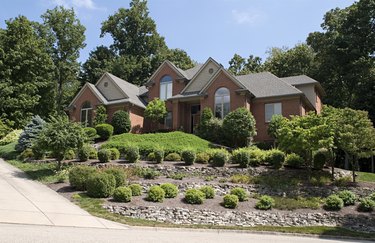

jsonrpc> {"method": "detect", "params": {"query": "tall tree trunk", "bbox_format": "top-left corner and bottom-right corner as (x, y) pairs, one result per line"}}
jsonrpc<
(371, 155), (374, 173)
(352, 155), (357, 183)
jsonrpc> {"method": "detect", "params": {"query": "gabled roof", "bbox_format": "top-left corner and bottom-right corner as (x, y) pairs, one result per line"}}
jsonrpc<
(236, 72), (302, 98)
(183, 64), (204, 80)
(281, 75), (326, 96)
(68, 82), (107, 108)
(200, 67), (246, 94)
(146, 60), (187, 86)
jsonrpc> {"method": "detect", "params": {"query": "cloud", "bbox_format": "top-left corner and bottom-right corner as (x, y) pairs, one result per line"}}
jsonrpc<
(51, 0), (102, 10)
(231, 9), (265, 25)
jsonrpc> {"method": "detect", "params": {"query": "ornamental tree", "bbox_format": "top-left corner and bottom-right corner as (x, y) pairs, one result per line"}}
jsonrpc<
(144, 98), (167, 131)
(16, 115), (46, 152)
(94, 105), (108, 126)
(111, 110), (131, 134)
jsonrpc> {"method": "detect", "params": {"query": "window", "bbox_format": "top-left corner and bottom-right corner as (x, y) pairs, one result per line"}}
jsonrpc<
(265, 103), (282, 122)
(160, 75), (173, 101)
(215, 87), (230, 119)
(165, 112), (173, 129)
(80, 101), (93, 126)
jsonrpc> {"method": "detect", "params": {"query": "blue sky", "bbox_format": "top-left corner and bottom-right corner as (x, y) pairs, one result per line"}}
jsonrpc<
(0, 0), (356, 67)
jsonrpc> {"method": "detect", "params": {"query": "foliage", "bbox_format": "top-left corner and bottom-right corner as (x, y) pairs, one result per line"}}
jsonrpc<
(95, 124), (114, 141)
(228, 54), (263, 75)
(0, 130), (22, 146)
(64, 149), (75, 160)
(144, 99), (167, 128)
(139, 168), (160, 179)
(222, 108), (257, 147)
(168, 172), (187, 180)
(125, 145), (140, 163)
(337, 190), (356, 206)
(313, 148), (328, 170)
(104, 167), (126, 187)
(129, 184), (142, 196)
(285, 153), (305, 168)
(357, 172), (375, 183)
(154, 149), (164, 164)
(69, 166), (96, 190)
(267, 115), (288, 140)
(98, 149), (111, 163)
(164, 48), (195, 70)
(230, 187), (248, 202)
(256, 195), (275, 210)
(223, 194), (239, 209)
(273, 196), (322, 210)
(211, 150), (230, 167)
(83, 127), (97, 142)
(229, 174), (252, 184)
(199, 186), (215, 199)
(16, 116), (45, 152)
(164, 152), (181, 161)
(248, 147), (267, 166)
(184, 189), (205, 204)
(147, 185), (165, 202)
(181, 149), (196, 165)
(324, 195), (344, 211)
(0, 120), (10, 139)
(232, 148), (251, 168)
(86, 172), (116, 198)
(108, 148), (120, 160)
(195, 152), (210, 164)
(332, 176), (352, 187)
(93, 105), (108, 127)
(113, 186), (132, 202)
(265, 149), (285, 169)
(370, 193), (375, 201)
(19, 148), (34, 161)
(111, 110), (131, 134)
(357, 198), (375, 212)
(160, 183), (179, 198)
(77, 144), (91, 162)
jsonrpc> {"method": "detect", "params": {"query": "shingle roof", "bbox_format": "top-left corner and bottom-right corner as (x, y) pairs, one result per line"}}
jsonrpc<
(183, 64), (204, 80)
(87, 83), (107, 103)
(236, 72), (302, 98)
(281, 75), (318, 86)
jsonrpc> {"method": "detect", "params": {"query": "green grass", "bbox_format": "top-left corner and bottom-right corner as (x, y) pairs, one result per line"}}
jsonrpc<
(6, 160), (70, 184)
(272, 196), (322, 210)
(0, 141), (19, 160)
(102, 131), (212, 155)
(73, 193), (375, 240)
(229, 174), (253, 184)
(357, 171), (375, 183)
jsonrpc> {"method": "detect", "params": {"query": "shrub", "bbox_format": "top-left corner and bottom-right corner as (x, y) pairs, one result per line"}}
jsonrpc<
(147, 152), (155, 161)
(184, 189), (205, 204)
(89, 148), (98, 159)
(19, 148), (34, 161)
(337, 190), (356, 206)
(267, 115), (288, 140)
(313, 148), (328, 170)
(181, 149), (196, 165)
(0, 130), (22, 146)
(16, 115), (45, 151)
(265, 149), (285, 169)
(211, 150), (230, 167)
(140, 168), (160, 179)
(154, 149), (164, 164)
(95, 124), (114, 141)
(230, 187), (248, 202)
(195, 152), (210, 164)
(104, 167), (126, 187)
(126, 145), (140, 163)
(256, 195), (275, 210)
(129, 184), (142, 196)
(357, 198), (375, 212)
(248, 148), (266, 166)
(324, 195), (344, 211)
(0, 120), (10, 139)
(86, 172), (116, 198)
(195, 107), (214, 141)
(164, 153), (181, 161)
(68, 166), (96, 190)
(160, 183), (179, 198)
(64, 149), (76, 160)
(222, 107), (256, 147)
(83, 127), (97, 142)
(108, 148), (120, 160)
(229, 174), (252, 184)
(223, 194), (239, 209)
(199, 186), (215, 199)
(333, 176), (352, 187)
(370, 193), (375, 201)
(98, 149), (111, 163)
(94, 105), (108, 126)
(111, 110), (131, 134)
(77, 144), (91, 162)
(232, 148), (251, 168)
(168, 172), (186, 180)
(113, 186), (132, 202)
(144, 99), (167, 132)
(285, 153), (304, 168)
(147, 185), (165, 202)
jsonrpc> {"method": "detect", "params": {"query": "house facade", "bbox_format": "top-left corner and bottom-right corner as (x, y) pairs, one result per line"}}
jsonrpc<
(68, 57), (324, 142)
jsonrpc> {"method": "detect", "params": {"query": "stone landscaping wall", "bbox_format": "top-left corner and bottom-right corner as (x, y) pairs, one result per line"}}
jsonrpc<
(104, 205), (375, 232)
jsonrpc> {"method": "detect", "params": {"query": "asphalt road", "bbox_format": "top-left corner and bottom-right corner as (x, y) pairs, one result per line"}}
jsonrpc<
(0, 223), (372, 243)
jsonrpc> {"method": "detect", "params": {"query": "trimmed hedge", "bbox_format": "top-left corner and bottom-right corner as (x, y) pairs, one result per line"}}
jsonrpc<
(211, 150), (230, 167)
(232, 148), (251, 168)
(126, 145), (140, 163)
(185, 189), (205, 204)
(68, 166), (96, 190)
(86, 172), (116, 198)
(111, 110), (131, 135)
(223, 194), (239, 209)
(265, 149), (285, 169)
(98, 149), (111, 163)
(113, 186), (132, 202)
(95, 124), (114, 141)
(104, 167), (126, 187)
(230, 187), (248, 202)
(357, 198), (375, 212)
(108, 148), (120, 160)
(199, 186), (215, 199)
(164, 152), (181, 161)
(147, 185), (165, 202)
(324, 195), (344, 211)
(337, 190), (356, 206)
(285, 153), (304, 168)
(83, 127), (97, 142)
(256, 195), (275, 210)
(195, 152), (210, 164)
(160, 183), (179, 198)
(129, 184), (142, 196)
(78, 144), (91, 162)
(154, 149), (164, 164)
(181, 149), (196, 165)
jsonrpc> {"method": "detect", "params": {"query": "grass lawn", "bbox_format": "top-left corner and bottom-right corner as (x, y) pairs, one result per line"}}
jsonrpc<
(272, 196), (322, 210)
(357, 171), (375, 183)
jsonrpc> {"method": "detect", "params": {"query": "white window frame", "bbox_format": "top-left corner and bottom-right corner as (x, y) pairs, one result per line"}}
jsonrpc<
(80, 101), (92, 126)
(265, 103), (282, 122)
(215, 87), (230, 119)
(160, 76), (173, 101)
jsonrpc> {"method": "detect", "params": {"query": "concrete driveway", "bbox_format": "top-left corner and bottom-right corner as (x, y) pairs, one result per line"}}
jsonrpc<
(0, 159), (126, 229)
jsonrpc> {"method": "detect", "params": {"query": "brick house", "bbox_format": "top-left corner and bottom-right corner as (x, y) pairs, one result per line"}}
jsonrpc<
(68, 57), (324, 141)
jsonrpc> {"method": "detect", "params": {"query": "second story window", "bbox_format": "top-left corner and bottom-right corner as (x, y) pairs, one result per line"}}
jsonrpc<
(215, 87), (230, 119)
(160, 75), (173, 101)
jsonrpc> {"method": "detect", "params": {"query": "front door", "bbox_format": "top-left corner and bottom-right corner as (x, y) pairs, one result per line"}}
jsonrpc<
(190, 104), (201, 133)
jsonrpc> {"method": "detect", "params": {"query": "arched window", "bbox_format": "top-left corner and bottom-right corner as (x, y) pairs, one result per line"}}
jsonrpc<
(215, 87), (230, 119)
(160, 75), (173, 101)
(80, 101), (93, 126)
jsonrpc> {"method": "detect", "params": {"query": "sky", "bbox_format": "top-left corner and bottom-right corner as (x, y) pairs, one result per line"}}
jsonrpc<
(0, 0), (357, 67)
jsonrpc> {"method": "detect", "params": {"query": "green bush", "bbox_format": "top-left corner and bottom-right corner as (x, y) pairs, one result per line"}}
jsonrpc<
(19, 148), (34, 161)
(324, 195), (344, 211)
(184, 189), (205, 204)
(64, 149), (76, 160)
(95, 124), (114, 141)
(0, 130), (22, 146)
(256, 195), (275, 210)
(211, 150), (230, 167)
(16, 115), (45, 151)
(0, 120), (10, 139)
(94, 105), (108, 126)
(337, 190), (356, 206)
(104, 167), (126, 187)
(229, 174), (252, 184)
(89, 147), (98, 159)
(147, 152), (155, 161)
(199, 186), (215, 199)
(164, 153), (181, 161)
(129, 184), (142, 196)
(111, 110), (131, 134)
(108, 148), (120, 160)
(181, 149), (196, 165)
(285, 153), (304, 168)
(98, 149), (111, 163)
(248, 148), (266, 166)
(230, 187), (248, 202)
(265, 149), (285, 169)
(223, 194), (239, 209)
(313, 148), (328, 170)
(232, 148), (251, 168)
(77, 144), (91, 162)
(154, 149), (164, 164)
(126, 145), (140, 163)
(370, 193), (375, 201)
(147, 185), (165, 202)
(86, 172), (116, 198)
(83, 127), (97, 142)
(357, 198), (375, 212)
(113, 186), (132, 202)
(195, 152), (210, 164)
(195, 108), (223, 143)
(160, 183), (179, 198)
(140, 168), (160, 179)
(68, 166), (96, 190)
